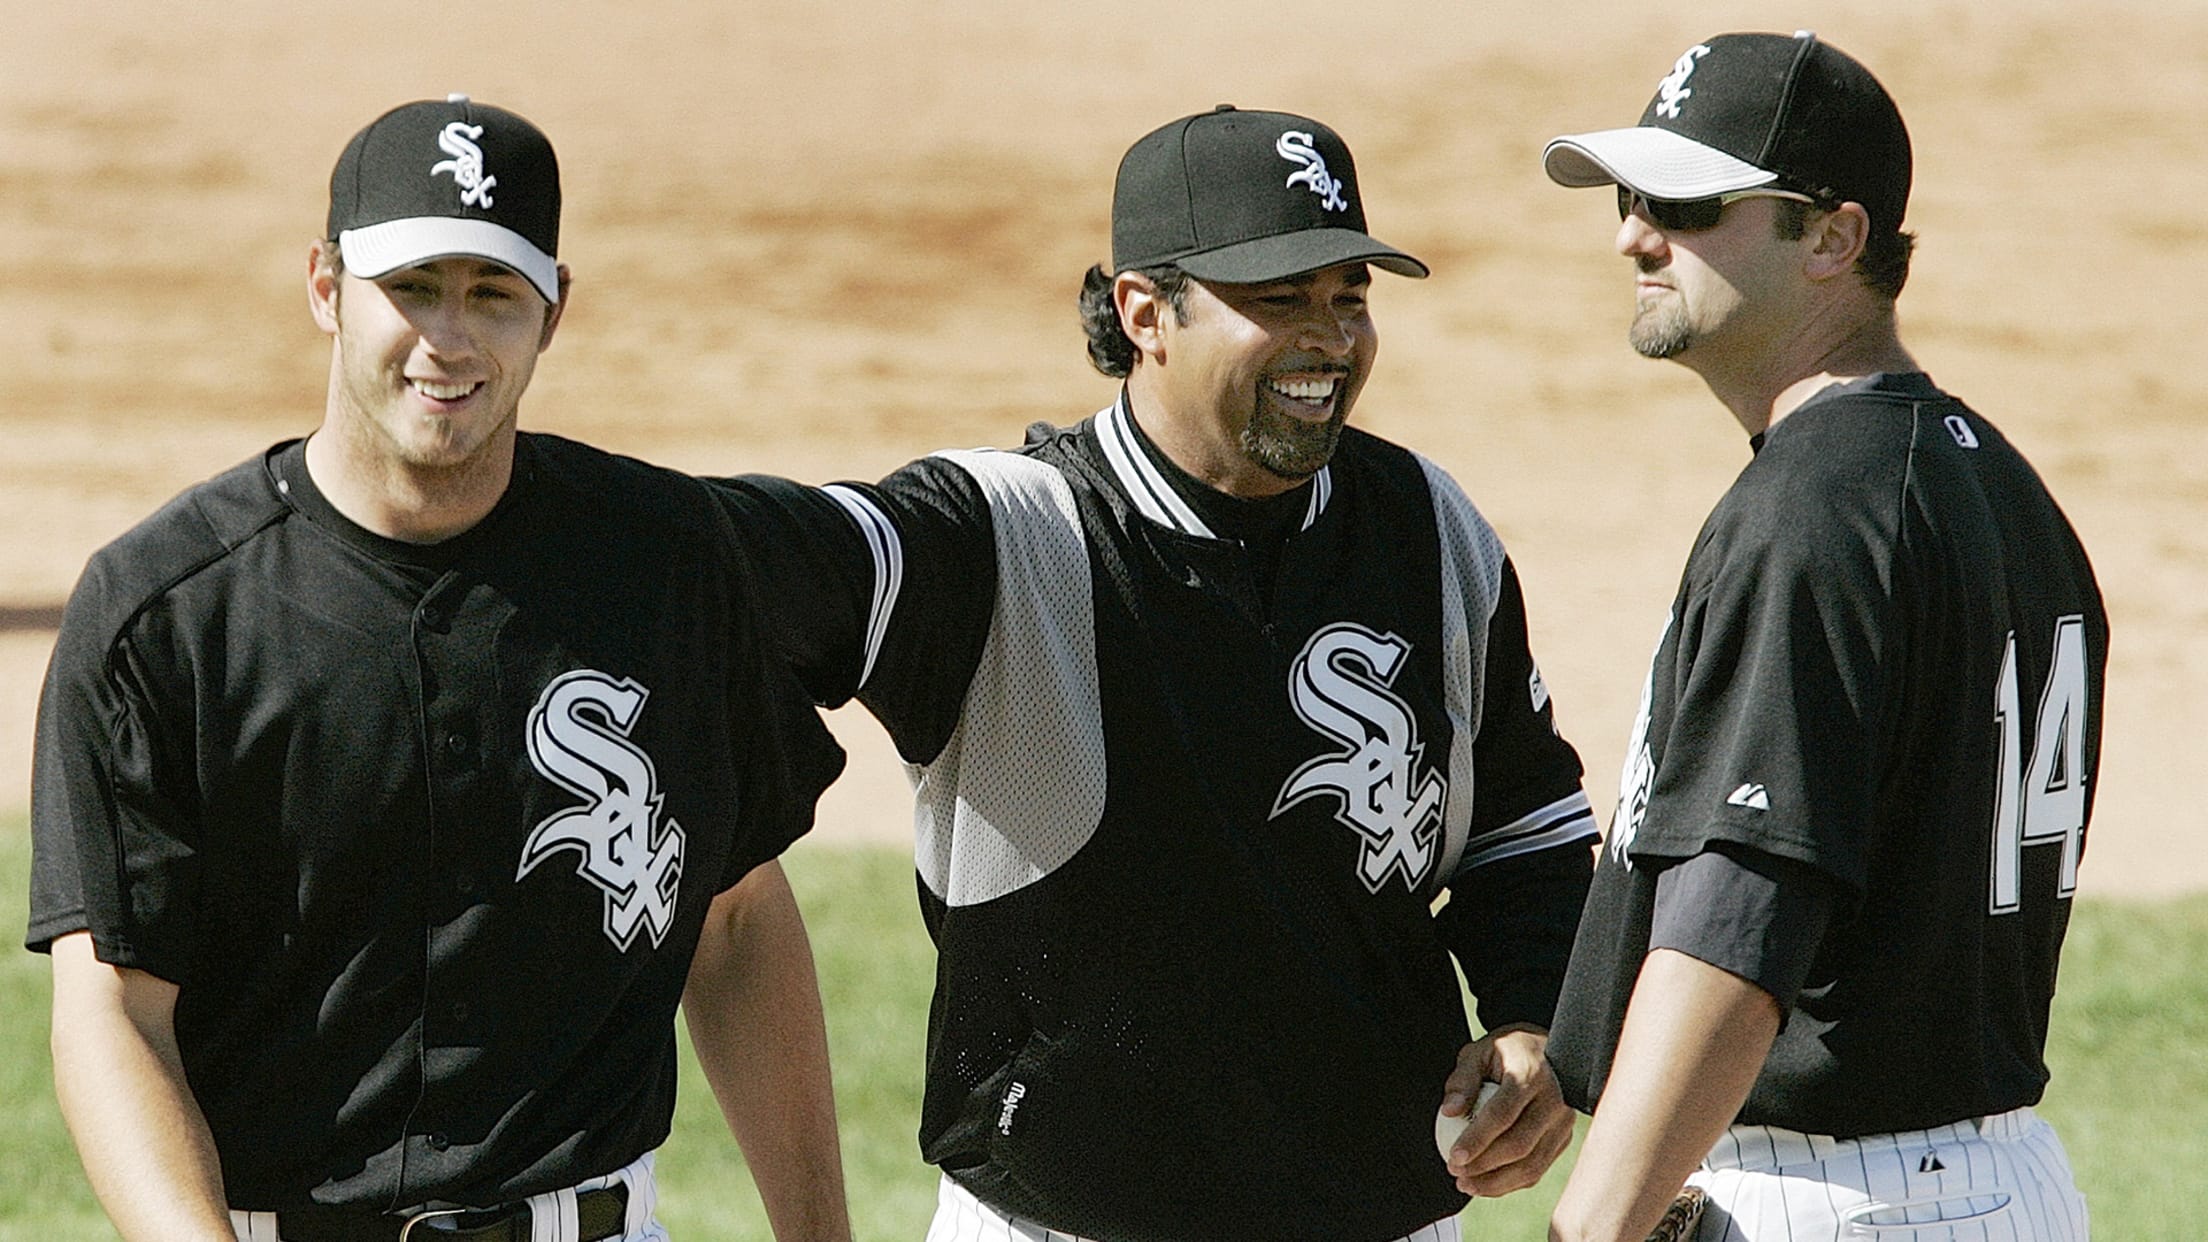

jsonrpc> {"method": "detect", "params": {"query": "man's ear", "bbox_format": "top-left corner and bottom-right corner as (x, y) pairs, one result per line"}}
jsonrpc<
(1806, 202), (1871, 283)
(1114, 270), (1171, 365)
(538, 264), (573, 351)
(307, 239), (342, 335)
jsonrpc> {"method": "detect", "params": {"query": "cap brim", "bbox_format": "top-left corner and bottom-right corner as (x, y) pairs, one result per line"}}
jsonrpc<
(1172, 227), (1428, 283)
(338, 217), (561, 303)
(1543, 127), (1778, 200)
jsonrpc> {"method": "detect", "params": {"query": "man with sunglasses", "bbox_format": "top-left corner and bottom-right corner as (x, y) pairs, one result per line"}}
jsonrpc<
(1536, 32), (2104, 1241)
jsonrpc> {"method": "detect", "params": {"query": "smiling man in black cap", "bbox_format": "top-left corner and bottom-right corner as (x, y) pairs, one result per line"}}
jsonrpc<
(30, 95), (853, 1241)
(719, 104), (1599, 1240)
(1538, 33), (2103, 1242)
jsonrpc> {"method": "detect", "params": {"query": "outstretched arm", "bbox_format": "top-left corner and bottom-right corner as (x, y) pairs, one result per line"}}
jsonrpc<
(1547, 948), (1780, 1242)
(48, 931), (235, 1241)
(683, 861), (853, 1242)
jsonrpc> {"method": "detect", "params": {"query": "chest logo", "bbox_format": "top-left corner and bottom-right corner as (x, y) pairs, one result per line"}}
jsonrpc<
(1272, 623), (1447, 893)
(1653, 44), (1711, 120)
(1276, 131), (1350, 212)
(522, 670), (686, 950)
(431, 121), (498, 208)
(1610, 613), (1672, 868)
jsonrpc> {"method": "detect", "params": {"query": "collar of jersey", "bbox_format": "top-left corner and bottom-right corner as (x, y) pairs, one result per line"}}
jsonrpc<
(1093, 392), (1331, 539)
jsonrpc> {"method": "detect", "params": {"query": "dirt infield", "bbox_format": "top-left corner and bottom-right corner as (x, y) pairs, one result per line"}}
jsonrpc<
(4, 1), (2202, 896)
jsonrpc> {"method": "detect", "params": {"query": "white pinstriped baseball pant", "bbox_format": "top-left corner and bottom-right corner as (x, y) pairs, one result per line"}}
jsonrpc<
(228, 1150), (670, 1242)
(1690, 1107), (2089, 1240)
(922, 1172), (1463, 1242)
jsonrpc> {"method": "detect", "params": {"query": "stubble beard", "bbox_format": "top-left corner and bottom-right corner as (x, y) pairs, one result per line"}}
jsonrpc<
(1629, 299), (1695, 360)
(1241, 386), (1352, 482)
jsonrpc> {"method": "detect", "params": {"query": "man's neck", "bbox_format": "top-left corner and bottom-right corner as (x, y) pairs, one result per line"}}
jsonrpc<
(1688, 308), (1917, 437)
(302, 422), (515, 545)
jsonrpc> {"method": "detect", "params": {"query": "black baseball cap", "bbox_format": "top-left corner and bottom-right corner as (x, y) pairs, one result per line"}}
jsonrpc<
(1112, 105), (1427, 283)
(327, 94), (562, 303)
(1543, 32), (1911, 233)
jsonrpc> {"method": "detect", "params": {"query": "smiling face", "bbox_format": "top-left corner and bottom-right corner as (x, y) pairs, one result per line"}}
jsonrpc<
(1125, 262), (1376, 497)
(311, 245), (565, 476)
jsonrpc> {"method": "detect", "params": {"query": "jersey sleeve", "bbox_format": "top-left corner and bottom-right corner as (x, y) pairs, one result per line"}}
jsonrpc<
(1631, 475), (1899, 890)
(26, 572), (203, 981)
(714, 459), (999, 768)
(1438, 557), (1598, 1032)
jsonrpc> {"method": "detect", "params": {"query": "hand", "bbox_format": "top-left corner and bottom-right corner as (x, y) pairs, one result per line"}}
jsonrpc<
(1437, 1023), (1576, 1197)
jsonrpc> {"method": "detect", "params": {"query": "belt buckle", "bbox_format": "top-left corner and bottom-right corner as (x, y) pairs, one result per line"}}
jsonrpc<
(396, 1207), (471, 1241)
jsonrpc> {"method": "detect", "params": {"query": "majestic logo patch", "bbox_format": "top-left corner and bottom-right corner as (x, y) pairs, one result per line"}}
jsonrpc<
(1727, 782), (1771, 811)
(522, 670), (686, 950)
(1276, 131), (1350, 212)
(1654, 44), (1712, 120)
(431, 121), (497, 208)
(1273, 623), (1447, 892)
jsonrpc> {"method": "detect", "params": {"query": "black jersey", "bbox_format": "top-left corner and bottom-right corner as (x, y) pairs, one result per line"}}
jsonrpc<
(1548, 373), (2107, 1139)
(722, 395), (1596, 1242)
(27, 435), (843, 1210)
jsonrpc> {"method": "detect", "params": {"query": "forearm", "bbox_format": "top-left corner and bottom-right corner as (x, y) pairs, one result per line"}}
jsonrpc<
(1548, 948), (1779, 1242)
(683, 862), (852, 1242)
(48, 933), (235, 1242)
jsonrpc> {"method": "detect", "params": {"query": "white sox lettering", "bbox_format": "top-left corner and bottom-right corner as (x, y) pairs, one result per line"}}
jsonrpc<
(522, 670), (686, 950)
(1654, 45), (1712, 120)
(1276, 131), (1350, 212)
(1610, 614), (1671, 867)
(431, 121), (497, 208)
(1273, 623), (1446, 893)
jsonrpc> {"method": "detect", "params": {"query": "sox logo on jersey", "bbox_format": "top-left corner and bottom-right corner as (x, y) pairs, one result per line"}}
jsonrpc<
(522, 669), (686, 950)
(1273, 623), (1446, 893)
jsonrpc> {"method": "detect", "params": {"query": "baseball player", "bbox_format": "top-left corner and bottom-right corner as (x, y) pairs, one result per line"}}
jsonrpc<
(1535, 33), (2104, 1241)
(27, 96), (852, 1241)
(716, 106), (1599, 1241)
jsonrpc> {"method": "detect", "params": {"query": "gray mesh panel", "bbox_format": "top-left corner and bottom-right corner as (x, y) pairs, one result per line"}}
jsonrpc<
(1416, 454), (1506, 893)
(913, 450), (1107, 906)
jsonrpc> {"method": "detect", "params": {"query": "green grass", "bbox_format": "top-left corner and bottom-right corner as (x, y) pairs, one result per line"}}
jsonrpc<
(4, 821), (2204, 1239)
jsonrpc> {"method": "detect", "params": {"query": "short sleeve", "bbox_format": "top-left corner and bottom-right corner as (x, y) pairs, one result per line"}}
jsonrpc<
(1631, 483), (1900, 890)
(26, 586), (203, 981)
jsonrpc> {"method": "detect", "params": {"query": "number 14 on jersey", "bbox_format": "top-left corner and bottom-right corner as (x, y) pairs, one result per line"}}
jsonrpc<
(1990, 616), (2089, 914)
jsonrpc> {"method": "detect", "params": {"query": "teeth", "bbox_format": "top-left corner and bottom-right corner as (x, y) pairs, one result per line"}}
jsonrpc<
(1268, 376), (1339, 402)
(415, 380), (476, 400)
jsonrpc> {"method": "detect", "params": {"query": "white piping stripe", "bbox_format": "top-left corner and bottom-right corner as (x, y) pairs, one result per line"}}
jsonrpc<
(1457, 790), (1598, 871)
(1302, 465), (1333, 530)
(1096, 399), (1214, 537)
(821, 484), (902, 693)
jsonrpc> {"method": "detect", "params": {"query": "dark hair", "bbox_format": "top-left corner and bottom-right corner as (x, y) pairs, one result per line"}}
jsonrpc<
(1775, 200), (1915, 300)
(1079, 263), (1193, 378)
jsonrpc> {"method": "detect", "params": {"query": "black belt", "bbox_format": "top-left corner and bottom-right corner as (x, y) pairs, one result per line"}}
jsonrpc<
(273, 1183), (628, 1242)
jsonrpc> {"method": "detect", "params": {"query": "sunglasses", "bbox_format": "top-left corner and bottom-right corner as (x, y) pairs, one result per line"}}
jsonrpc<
(1616, 185), (1818, 232)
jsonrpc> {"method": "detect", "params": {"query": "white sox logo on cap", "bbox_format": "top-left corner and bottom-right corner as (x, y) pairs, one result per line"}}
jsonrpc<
(1654, 44), (1711, 119)
(431, 121), (498, 208)
(1273, 623), (1447, 893)
(1276, 130), (1350, 212)
(521, 669), (687, 951)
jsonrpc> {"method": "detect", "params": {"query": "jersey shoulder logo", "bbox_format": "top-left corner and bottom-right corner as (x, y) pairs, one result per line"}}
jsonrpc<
(521, 669), (686, 951)
(1276, 131), (1351, 213)
(1653, 44), (1712, 120)
(1272, 622), (1447, 893)
(430, 121), (498, 208)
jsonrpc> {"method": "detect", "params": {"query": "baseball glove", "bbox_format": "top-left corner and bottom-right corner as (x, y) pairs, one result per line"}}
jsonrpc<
(1642, 1185), (1707, 1242)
